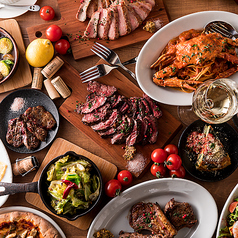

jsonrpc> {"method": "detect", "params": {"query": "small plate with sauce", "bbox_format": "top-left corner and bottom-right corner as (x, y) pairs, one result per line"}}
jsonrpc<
(178, 120), (238, 181)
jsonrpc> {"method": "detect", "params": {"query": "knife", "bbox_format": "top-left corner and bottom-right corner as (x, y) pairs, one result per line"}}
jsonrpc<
(0, 4), (40, 11)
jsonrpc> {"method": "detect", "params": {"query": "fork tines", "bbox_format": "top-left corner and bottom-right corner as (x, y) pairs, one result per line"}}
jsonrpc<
(208, 23), (233, 38)
(79, 65), (100, 83)
(91, 42), (111, 60)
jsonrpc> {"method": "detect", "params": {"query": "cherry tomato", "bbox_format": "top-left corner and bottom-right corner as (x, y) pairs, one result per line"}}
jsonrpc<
(117, 170), (133, 186)
(105, 179), (122, 197)
(40, 6), (55, 21)
(165, 154), (182, 170)
(164, 144), (178, 155)
(229, 201), (238, 213)
(55, 39), (71, 55)
(46, 25), (62, 42)
(169, 165), (186, 178)
(150, 163), (167, 178)
(151, 148), (167, 164)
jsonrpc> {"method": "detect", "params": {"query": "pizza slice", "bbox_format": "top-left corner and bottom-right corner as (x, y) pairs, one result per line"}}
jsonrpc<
(0, 211), (62, 238)
(195, 124), (231, 172)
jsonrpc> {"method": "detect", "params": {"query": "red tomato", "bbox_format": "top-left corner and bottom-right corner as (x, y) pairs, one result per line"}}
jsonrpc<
(165, 154), (182, 170)
(46, 25), (62, 42)
(169, 166), (186, 178)
(105, 179), (122, 197)
(40, 6), (55, 21)
(150, 163), (167, 178)
(55, 39), (71, 55)
(117, 170), (133, 186)
(164, 144), (178, 155)
(229, 201), (238, 213)
(151, 148), (167, 164)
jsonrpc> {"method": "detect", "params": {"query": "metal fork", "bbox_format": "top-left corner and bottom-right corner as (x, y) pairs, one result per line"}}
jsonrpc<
(91, 42), (136, 79)
(204, 21), (238, 39)
(80, 64), (118, 83)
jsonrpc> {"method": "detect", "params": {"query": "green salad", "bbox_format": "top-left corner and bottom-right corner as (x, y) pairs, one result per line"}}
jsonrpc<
(218, 198), (238, 237)
(47, 154), (101, 215)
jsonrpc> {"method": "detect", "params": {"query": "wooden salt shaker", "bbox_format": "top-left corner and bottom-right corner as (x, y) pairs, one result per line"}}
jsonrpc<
(12, 156), (39, 176)
(44, 78), (60, 100)
(41, 56), (64, 79)
(51, 76), (71, 98)
(31, 67), (43, 90)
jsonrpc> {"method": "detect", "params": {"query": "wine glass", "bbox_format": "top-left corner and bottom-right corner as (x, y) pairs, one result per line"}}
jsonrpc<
(178, 78), (238, 125)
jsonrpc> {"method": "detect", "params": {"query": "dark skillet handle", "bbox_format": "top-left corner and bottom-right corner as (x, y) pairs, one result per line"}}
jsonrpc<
(0, 181), (38, 196)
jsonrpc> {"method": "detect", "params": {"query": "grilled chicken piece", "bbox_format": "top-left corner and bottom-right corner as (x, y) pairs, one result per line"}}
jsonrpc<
(128, 1), (150, 21)
(108, 5), (120, 40)
(84, 10), (100, 38)
(87, 0), (98, 18)
(76, 0), (92, 22)
(117, 1), (131, 36)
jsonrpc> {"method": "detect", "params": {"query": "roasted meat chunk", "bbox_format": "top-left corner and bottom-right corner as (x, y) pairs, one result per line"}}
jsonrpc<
(164, 198), (198, 230)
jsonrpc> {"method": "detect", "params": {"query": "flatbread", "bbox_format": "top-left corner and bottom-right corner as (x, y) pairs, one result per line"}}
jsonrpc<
(0, 161), (7, 181)
(0, 211), (62, 238)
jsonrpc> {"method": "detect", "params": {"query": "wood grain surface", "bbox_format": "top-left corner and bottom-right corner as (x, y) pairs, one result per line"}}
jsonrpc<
(25, 138), (117, 230)
(26, 0), (169, 60)
(55, 57), (182, 177)
(0, 19), (32, 93)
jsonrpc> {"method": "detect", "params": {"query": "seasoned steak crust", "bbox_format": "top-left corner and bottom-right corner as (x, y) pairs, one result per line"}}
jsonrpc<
(164, 198), (198, 231)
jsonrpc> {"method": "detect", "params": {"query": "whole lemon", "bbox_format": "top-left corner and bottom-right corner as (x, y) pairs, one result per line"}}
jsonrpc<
(26, 39), (54, 67)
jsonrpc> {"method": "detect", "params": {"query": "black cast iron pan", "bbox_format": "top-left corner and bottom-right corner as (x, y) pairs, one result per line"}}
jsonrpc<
(0, 151), (103, 221)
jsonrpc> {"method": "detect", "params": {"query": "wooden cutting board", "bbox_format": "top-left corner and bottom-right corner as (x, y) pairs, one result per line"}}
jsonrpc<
(26, 0), (169, 60)
(0, 19), (32, 93)
(25, 138), (117, 230)
(55, 57), (182, 177)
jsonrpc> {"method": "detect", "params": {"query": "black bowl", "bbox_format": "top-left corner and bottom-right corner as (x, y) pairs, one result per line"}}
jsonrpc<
(178, 120), (238, 182)
(0, 27), (19, 84)
(39, 151), (103, 221)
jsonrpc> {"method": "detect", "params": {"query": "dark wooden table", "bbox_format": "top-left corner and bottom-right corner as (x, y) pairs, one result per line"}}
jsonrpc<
(1, 0), (238, 237)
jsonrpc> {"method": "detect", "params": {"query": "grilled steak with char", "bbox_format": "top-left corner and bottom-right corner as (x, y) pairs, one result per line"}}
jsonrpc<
(119, 231), (164, 238)
(164, 198), (198, 230)
(129, 202), (177, 237)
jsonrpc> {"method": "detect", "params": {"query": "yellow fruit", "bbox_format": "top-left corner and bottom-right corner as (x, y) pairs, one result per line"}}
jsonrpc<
(25, 39), (54, 67)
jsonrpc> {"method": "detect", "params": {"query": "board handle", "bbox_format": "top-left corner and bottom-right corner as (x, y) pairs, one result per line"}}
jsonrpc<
(0, 181), (38, 196)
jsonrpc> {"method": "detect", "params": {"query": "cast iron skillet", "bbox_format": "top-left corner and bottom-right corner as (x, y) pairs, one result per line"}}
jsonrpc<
(0, 151), (103, 221)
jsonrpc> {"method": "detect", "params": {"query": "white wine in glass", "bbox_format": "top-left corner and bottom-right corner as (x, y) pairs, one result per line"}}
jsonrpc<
(192, 78), (238, 124)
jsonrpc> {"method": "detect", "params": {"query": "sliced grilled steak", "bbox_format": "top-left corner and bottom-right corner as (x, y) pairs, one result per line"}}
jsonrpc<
(128, 2), (150, 21)
(84, 10), (100, 38)
(110, 94), (125, 108)
(25, 120), (48, 141)
(78, 95), (107, 114)
(91, 109), (120, 131)
(144, 0), (155, 7)
(98, 8), (112, 40)
(22, 106), (56, 130)
(81, 103), (111, 125)
(117, 1), (132, 36)
(87, 81), (117, 97)
(76, 0), (91, 22)
(141, 97), (151, 116)
(6, 118), (24, 148)
(108, 6), (120, 40)
(111, 132), (126, 144)
(129, 97), (139, 117)
(145, 115), (158, 144)
(129, 202), (177, 238)
(126, 119), (141, 146)
(126, 4), (142, 31)
(143, 94), (162, 119)
(98, 127), (117, 138)
(119, 231), (164, 238)
(119, 100), (130, 114)
(87, 0), (98, 18)
(136, 116), (149, 144)
(164, 198), (198, 231)
(137, 0), (152, 11)
(137, 98), (145, 117)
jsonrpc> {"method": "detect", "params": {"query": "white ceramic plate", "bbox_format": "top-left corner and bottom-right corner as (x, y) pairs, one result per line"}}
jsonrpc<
(0, 139), (12, 207)
(0, 206), (66, 238)
(136, 11), (238, 106)
(216, 183), (238, 237)
(0, 0), (37, 19)
(87, 178), (218, 238)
